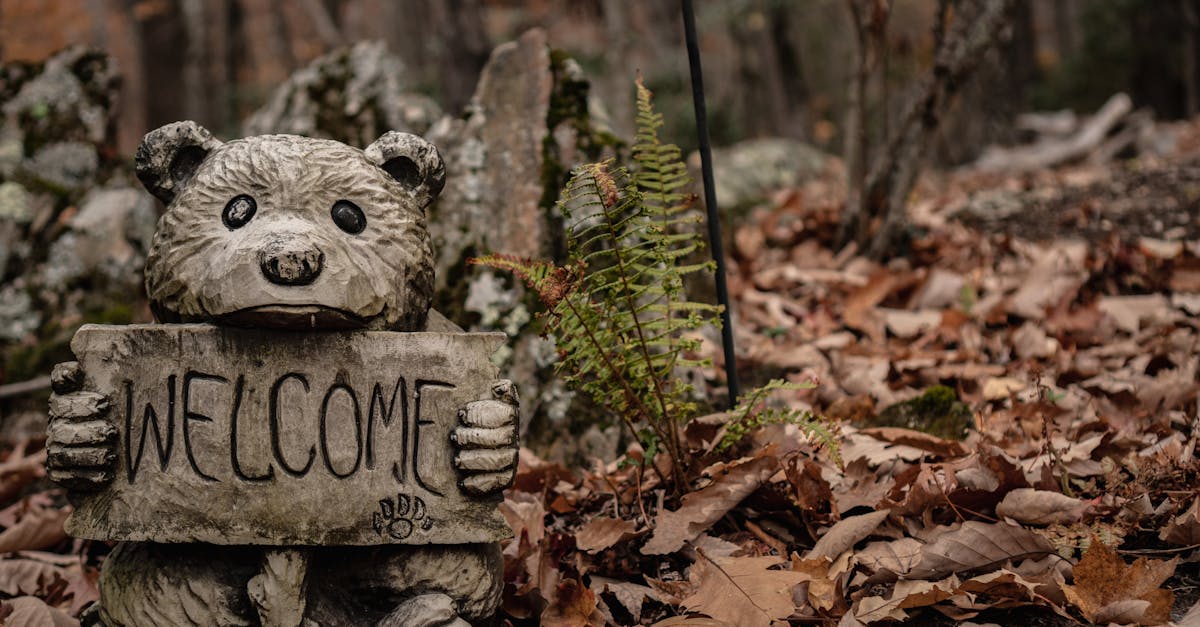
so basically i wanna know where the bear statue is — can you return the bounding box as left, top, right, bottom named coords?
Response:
left=44, top=121, right=518, bottom=626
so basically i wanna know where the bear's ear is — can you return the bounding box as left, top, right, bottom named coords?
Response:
left=135, top=121, right=223, bottom=204
left=364, top=132, right=446, bottom=210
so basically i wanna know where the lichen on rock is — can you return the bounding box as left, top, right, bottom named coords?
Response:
left=243, top=40, right=441, bottom=147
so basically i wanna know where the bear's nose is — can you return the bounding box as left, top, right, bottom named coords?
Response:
left=259, top=240, right=324, bottom=286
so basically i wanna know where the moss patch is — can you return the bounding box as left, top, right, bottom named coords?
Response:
left=868, top=385, right=974, bottom=440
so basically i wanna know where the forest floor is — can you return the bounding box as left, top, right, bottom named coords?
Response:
left=2, top=120, right=1200, bottom=626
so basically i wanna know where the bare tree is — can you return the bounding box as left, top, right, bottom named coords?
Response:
left=838, top=0, right=1017, bottom=259
left=838, top=0, right=890, bottom=251
left=1184, top=0, right=1199, bottom=117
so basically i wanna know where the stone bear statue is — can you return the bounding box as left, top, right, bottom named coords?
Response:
left=45, top=122, right=518, bottom=626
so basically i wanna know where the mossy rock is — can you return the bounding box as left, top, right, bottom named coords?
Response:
left=868, top=385, right=974, bottom=440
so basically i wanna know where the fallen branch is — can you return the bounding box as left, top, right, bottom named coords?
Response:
left=973, top=93, right=1134, bottom=172
left=0, top=376, right=51, bottom=401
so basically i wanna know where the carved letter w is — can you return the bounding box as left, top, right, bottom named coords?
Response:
left=125, top=376, right=176, bottom=482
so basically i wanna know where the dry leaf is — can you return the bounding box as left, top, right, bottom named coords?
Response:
left=63, top=565, right=100, bottom=616
left=1, top=596, right=77, bottom=627
left=857, top=428, right=967, bottom=458
left=1159, top=498, right=1200, bottom=546
left=501, top=491, right=545, bottom=547
left=839, top=431, right=928, bottom=467
left=853, top=537, right=924, bottom=579
left=680, top=556, right=804, bottom=627
left=591, top=577, right=662, bottom=620
left=542, top=578, right=605, bottom=627
left=995, top=489, right=1089, bottom=525
left=808, top=510, right=889, bottom=560
left=642, top=456, right=777, bottom=555
left=956, top=569, right=1044, bottom=604
left=0, top=446, right=47, bottom=503
left=0, top=558, right=69, bottom=596
left=890, top=576, right=959, bottom=610
left=982, top=377, right=1025, bottom=400
left=575, top=516, right=638, bottom=554
left=1061, top=540, right=1176, bottom=625
left=910, top=269, right=966, bottom=310
left=1097, top=294, right=1173, bottom=334
left=791, top=556, right=839, bottom=611
left=1011, top=323, right=1058, bottom=360
left=691, top=534, right=743, bottom=559
left=0, top=503, right=69, bottom=553
left=852, top=594, right=909, bottom=623
left=1137, top=237, right=1183, bottom=259
left=906, top=521, right=1054, bottom=580
left=881, top=309, right=941, bottom=339
left=844, top=270, right=898, bottom=338
left=1007, top=241, right=1087, bottom=320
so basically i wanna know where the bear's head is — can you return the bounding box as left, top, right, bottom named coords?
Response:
left=135, top=121, right=444, bottom=331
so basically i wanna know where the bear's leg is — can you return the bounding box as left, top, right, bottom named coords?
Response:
left=97, top=542, right=261, bottom=626
left=308, top=543, right=502, bottom=625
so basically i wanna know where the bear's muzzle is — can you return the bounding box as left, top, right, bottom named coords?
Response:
left=259, top=240, right=324, bottom=286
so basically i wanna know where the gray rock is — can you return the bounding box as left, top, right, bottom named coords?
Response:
left=243, top=41, right=441, bottom=147
left=426, top=29, right=616, bottom=441
left=0, top=286, right=38, bottom=342
left=0, top=181, right=31, bottom=223
left=695, top=138, right=832, bottom=210
left=39, top=187, right=156, bottom=290
left=426, top=29, right=554, bottom=287
left=22, top=141, right=98, bottom=190
left=1, top=47, right=118, bottom=150
left=0, top=130, right=21, bottom=179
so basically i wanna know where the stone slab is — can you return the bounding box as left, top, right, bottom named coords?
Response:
left=64, top=324, right=511, bottom=546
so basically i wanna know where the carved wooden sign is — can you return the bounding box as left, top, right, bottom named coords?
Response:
left=64, top=324, right=510, bottom=546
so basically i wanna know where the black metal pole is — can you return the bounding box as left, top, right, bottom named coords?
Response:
left=681, top=0, right=740, bottom=403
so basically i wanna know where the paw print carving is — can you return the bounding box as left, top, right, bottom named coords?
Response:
left=371, top=493, right=433, bottom=540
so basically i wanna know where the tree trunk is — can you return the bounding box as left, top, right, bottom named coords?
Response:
left=864, top=0, right=1017, bottom=258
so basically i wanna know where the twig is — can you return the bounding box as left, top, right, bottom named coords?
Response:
left=0, top=376, right=51, bottom=400
left=635, top=462, right=651, bottom=526
left=1118, top=544, right=1200, bottom=556
left=745, top=519, right=788, bottom=556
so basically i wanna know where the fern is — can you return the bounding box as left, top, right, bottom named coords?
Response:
left=472, top=77, right=839, bottom=490
left=716, top=380, right=842, bottom=467
left=475, top=158, right=718, bottom=483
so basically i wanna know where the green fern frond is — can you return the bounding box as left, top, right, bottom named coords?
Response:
left=716, top=379, right=842, bottom=467
left=468, top=253, right=582, bottom=309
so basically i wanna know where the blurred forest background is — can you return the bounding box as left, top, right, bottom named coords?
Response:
left=2, top=0, right=1198, bottom=160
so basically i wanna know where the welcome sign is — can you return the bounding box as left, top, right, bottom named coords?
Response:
left=64, top=324, right=511, bottom=546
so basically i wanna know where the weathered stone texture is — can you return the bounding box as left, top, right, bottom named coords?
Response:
left=66, top=324, right=510, bottom=546
left=426, top=28, right=553, bottom=287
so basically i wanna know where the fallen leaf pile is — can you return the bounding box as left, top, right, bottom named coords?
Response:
left=487, top=125, right=1200, bottom=625
left=0, top=442, right=98, bottom=624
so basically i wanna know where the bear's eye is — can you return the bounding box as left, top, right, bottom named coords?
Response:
left=222, top=195, right=256, bottom=230
left=331, top=200, right=366, bottom=234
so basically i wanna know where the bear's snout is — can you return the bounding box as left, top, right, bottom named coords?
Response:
left=259, top=240, right=324, bottom=286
